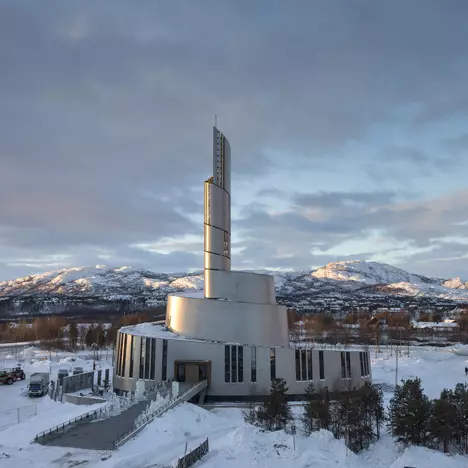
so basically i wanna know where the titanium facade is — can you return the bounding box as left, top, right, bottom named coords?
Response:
left=113, top=126, right=372, bottom=400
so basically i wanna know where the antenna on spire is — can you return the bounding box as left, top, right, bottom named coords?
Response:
left=214, top=114, right=217, bottom=128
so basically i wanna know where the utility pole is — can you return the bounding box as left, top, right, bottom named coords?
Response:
left=395, top=344, right=399, bottom=389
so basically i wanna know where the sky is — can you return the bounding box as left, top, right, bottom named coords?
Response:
left=1, top=0, right=468, bottom=281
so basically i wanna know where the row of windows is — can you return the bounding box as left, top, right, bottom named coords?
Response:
left=224, top=345, right=244, bottom=383
left=116, top=334, right=168, bottom=380
left=360, top=351, right=370, bottom=377
left=225, top=347, right=328, bottom=384
left=117, top=337, right=368, bottom=384
left=341, top=351, right=352, bottom=379
left=116, top=333, right=133, bottom=378
left=295, top=349, right=313, bottom=381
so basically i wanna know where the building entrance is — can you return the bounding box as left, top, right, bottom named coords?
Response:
left=174, top=360, right=211, bottom=387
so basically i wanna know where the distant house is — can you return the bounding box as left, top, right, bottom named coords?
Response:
left=411, top=320, right=459, bottom=332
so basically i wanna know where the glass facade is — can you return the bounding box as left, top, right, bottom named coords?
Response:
left=295, top=349, right=313, bottom=381
left=341, top=351, right=352, bottom=379
left=360, top=351, right=370, bottom=377
left=129, top=335, right=134, bottom=378
left=319, top=350, right=325, bottom=380
left=224, top=345, right=243, bottom=383
left=162, top=339, right=168, bottom=381
left=270, top=348, right=276, bottom=380
left=251, top=347, right=257, bottom=383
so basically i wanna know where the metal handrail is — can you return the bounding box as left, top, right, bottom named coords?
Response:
left=33, top=403, right=113, bottom=443
left=113, top=380, right=207, bottom=449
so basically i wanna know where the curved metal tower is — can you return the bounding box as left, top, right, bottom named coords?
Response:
left=204, top=127, right=231, bottom=278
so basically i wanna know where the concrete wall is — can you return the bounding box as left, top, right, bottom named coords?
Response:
left=64, top=394, right=106, bottom=406
left=166, top=295, right=289, bottom=347
left=113, top=332, right=371, bottom=398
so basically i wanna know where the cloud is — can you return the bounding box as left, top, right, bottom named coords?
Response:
left=1, top=1, right=468, bottom=280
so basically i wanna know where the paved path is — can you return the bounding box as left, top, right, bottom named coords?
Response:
left=42, top=382, right=202, bottom=450
left=45, top=400, right=149, bottom=450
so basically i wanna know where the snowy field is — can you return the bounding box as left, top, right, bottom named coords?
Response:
left=0, top=345, right=468, bottom=467
left=0, top=346, right=112, bottom=431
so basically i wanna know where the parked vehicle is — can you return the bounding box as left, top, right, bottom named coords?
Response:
left=29, top=373, right=50, bottom=397
left=72, top=367, right=84, bottom=375
left=0, top=371, right=14, bottom=385
left=8, top=366, right=26, bottom=381
left=57, top=368, right=69, bottom=385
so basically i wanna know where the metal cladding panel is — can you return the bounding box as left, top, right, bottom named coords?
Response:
left=204, top=252, right=230, bottom=271
left=204, top=270, right=276, bottom=304
left=166, top=294, right=289, bottom=347
left=204, top=225, right=227, bottom=257
left=207, top=183, right=230, bottom=233
left=212, top=127, right=231, bottom=195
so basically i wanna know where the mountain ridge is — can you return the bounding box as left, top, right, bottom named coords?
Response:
left=0, top=261, right=467, bottom=316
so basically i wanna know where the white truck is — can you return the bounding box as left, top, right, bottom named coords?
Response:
left=28, top=373, right=50, bottom=397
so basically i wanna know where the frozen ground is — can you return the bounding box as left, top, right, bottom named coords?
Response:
left=0, top=346, right=112, bottom=430
left=0, top=345, right=467, bottom=467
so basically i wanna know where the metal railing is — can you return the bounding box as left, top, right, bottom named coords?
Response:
left=113, top=380, right=207, bottom=449
left=34, top=403, right=113, bottom=444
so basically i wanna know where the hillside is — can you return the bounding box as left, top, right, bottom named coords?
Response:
left=0, top=261, right=467, bottom=317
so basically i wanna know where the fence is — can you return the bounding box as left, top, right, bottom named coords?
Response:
left=176, top=438, right=209, bottom=468
left=62, top=371, right=94, bottom=394
left=34, top=403, right=113, bottom=444
left=0, top=404, right=37, bottom=431
left=113, top=380, right=207, bottom=449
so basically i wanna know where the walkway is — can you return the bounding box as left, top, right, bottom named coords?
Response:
left=45, top=400, right=149, bottom=450
left=41, top=381, right=204, bottom=451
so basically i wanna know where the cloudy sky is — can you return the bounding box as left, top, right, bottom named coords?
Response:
left=1, top=0, right=468, bottom=281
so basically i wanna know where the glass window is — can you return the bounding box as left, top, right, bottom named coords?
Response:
left=139, top=338, right=144, bottom=379
left=307, top=350, right=313, bottom=380
left=238, top=346, right=243, bottom=383
left=302, top=350, right=308, bottom=380
left=129, top=335, right=134, bottom=378
left=270, top=348, right=276, bottom=380
left=144, top=338, right=151, bottom=379
left=150, top=338, right=156, bottom=380
left=319, top=350, right=325, bottom=380
left=177, top=363, right=185, bottom=382
left=121, top=334, right=127, bottom=377
left=295, top=349, right=301, bottom=381
left=162, top=339, right=168, bottom=381
left=360, top=352, right=364, bottom=377
left=346, top=352, right=351, bottom=379
left=231, top=346, right=238, bottom=383
left=251, top=347, right=257, bottom=383
left=224, top=345, right=231, bottom=383
left=341, top=352, right=346, bottom=378
left=115, top=333, right=121, bottom=376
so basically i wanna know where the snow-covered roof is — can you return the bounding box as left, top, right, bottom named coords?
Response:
left=412, top=321, right=459, bottom=329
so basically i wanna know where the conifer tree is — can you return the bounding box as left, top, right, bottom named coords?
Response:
left=257, top=378, right=292, bottom=431
left=430, top=390, right=457, bottom=453
left=388, top=378, right=432, bottom=446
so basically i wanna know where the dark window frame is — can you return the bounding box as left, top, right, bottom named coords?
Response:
left=319, top=350, right=325, bottom=380
left=307, top=350, right=313, bottom=381
left=251, top=346, right=256, bottom=383
left=270, top=348, right=276, bottom=380
left=129, top=335, right=134, bottom=378
left=162, top=339, right=168, bottom=381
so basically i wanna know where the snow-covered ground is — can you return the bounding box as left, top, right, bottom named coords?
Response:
left=0, top=345, right=468, bottom=467
left=0, top=346, right=112, bottom=430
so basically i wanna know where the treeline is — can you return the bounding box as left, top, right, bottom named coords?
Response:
left=0, top=312, right=151, bottom=349
left=244, top=378, right=384, bottom=453
left=244, top=377, right=468, bottom=456
left=389, top=378, right=468, bottom=454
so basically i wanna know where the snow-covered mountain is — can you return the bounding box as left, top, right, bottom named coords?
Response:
left=0, top=261, right=467, bottom=317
